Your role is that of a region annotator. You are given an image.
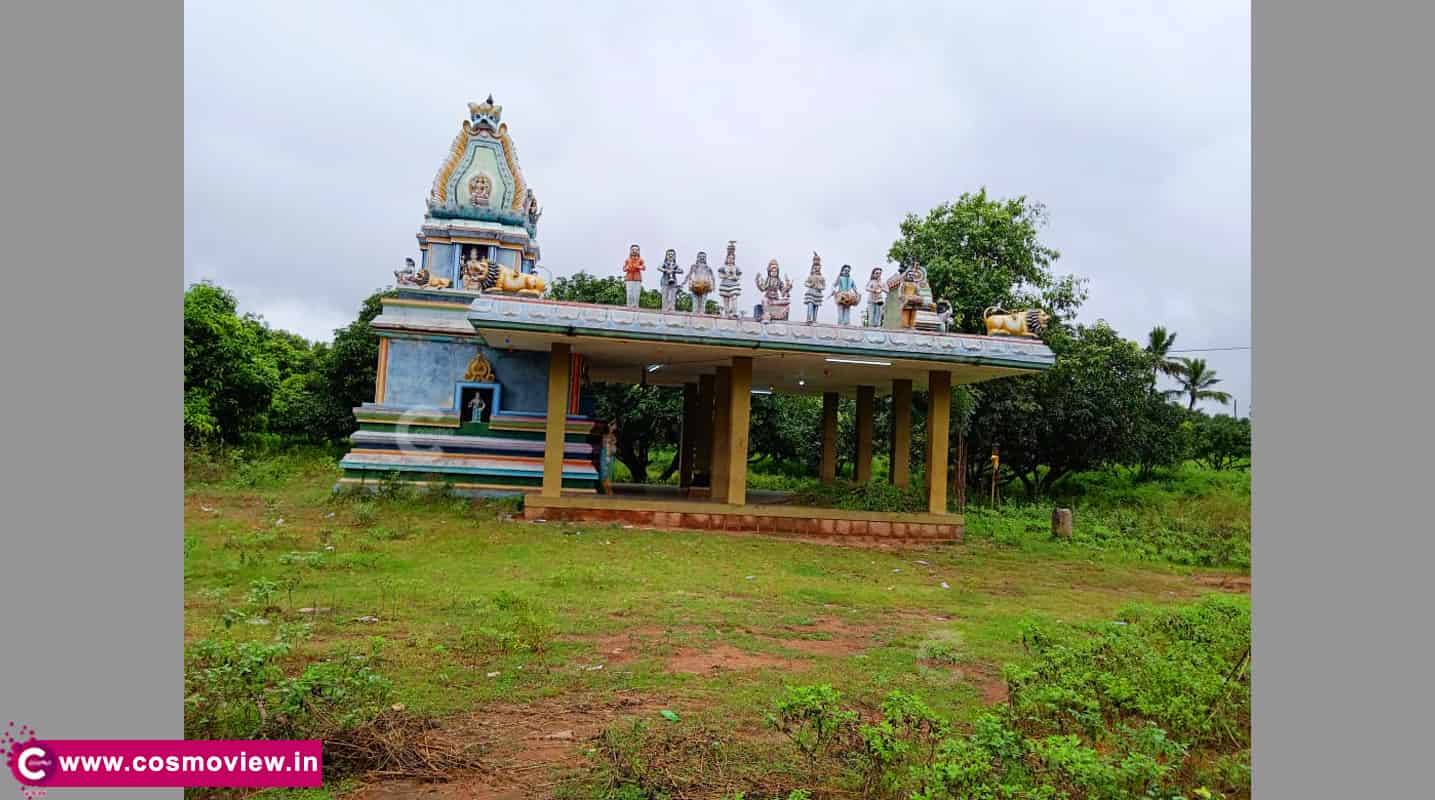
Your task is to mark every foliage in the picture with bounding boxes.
[767,685,859,764]
[1188,414,1251,471]
[748,394,824,469]
[184,282,280,443]
[1144,326,1184,379]
[1166,357,1232,411]
[888,188,1087,334]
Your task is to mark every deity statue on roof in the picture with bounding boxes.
[802,252,826,324]
[864,267,887,327]
[658,249,683,312]
[686,251,714,315]
[755,259,793,322]
[831,264,859,325]
[461,247,493,291]
[621,245,645,308]
[887,258,936,329]
[394,257,422,287]
[717,240,742,318]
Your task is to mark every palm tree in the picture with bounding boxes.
[1145,326,1183,378]
[1165,357,1232,411]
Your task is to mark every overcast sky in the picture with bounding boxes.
[184,0,1250,415]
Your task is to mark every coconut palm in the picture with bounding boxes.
[1165,357,1232,410]
[1145,326,1184,378]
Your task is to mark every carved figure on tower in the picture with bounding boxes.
[831,264,859,325]
[461,247,494,291]
[622,244,645,307]
[686,251,714,315]
[658,249,683,312]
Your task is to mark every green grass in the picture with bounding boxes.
[184,446,1249,797]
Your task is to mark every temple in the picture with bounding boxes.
[339,99,1057,546]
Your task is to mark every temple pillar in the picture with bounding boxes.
[694,374,715,487]
[710,366,733,500]
[679,382,698,488]
[542,342,572,498]
[890,379,913,487]
[855,385,875,483]
[724,357,754,505]
[819,392,839,483]
[926,370,952,514]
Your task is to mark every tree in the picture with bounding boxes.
[315,289,394,440]
[1167,357,1231,411]
[548,272,683,480]
[963,322,1158,495]
[1190,413,1251,471]
[887,189,1087,334]
[748,394,823,469]
[183,282,280,443]
[1145,326,1183,379]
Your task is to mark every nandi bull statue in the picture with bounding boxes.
[983,306,1051,338]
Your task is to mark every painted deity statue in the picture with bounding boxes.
[830,264,859,325]
[467,392,487,423]
[755,259,793,322]
[657,249,683,312]
[461,247,492,291]
[717,240,742,317]
[394,257,421,287]
[621,244,645,308]
[686,251,714,315]
[802,252,826,324]
[864,267,887,326]
[888,259,935,329]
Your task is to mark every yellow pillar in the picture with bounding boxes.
[679,382,698,488]
[890,379,912,487]
[541,342,572,498]
[819,391,839,483]
[710,366,733,500]
[855,385,875,483]
[725,357,753,505]
[926,370,952,514]
[695,374,715,486]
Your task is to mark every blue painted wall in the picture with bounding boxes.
[382,338,592,415]
[482,346,548,412]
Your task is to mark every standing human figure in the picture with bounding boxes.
[686,251,714,315]
[621,244,645,307]
[802,252,826,324]
[830,264,859,325]
[658,249,682,312]
[864,267,887,326]
[717,240,743,317]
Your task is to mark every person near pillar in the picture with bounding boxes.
[830,264,859,325]
[802,252,826,324]
[621,244,645,307]
[657,249,682,312]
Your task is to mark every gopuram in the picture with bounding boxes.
[340,99,1057,546]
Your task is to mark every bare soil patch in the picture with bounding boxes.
[348,692,675,800]
[772,617,887,657]
[666,644,805,674]
[1192,574,1251,593]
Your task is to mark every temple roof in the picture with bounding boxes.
[423,97,541,240]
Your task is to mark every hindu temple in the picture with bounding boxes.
[339,98,1057,546]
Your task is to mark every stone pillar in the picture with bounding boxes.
[890,379,913,487]
[926,370,951,514]
[725,357,754,505]
[710,366,733,500]
[694,374,715,487]
[855,385,875,483]
[679,382,698,488]
[819,392,839,483]
[542,342,572,498]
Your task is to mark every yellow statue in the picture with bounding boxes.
[494,265,546,296]
[461,248,490,290]
[983,307,1050,338]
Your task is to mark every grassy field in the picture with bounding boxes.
[183,448,1250,799]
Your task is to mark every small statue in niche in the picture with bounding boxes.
[686,251,714,315]
[658,249,683,312]
[754,259,793,322]
[621,244,645,308]
[461,248,492,291]
[468,173,493,207]
[802,252,826,324]
[830,264,860,325]
[394,257,422,287]
[864,267,887,326]
[467,392,487,423]
[717,240,742,317]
